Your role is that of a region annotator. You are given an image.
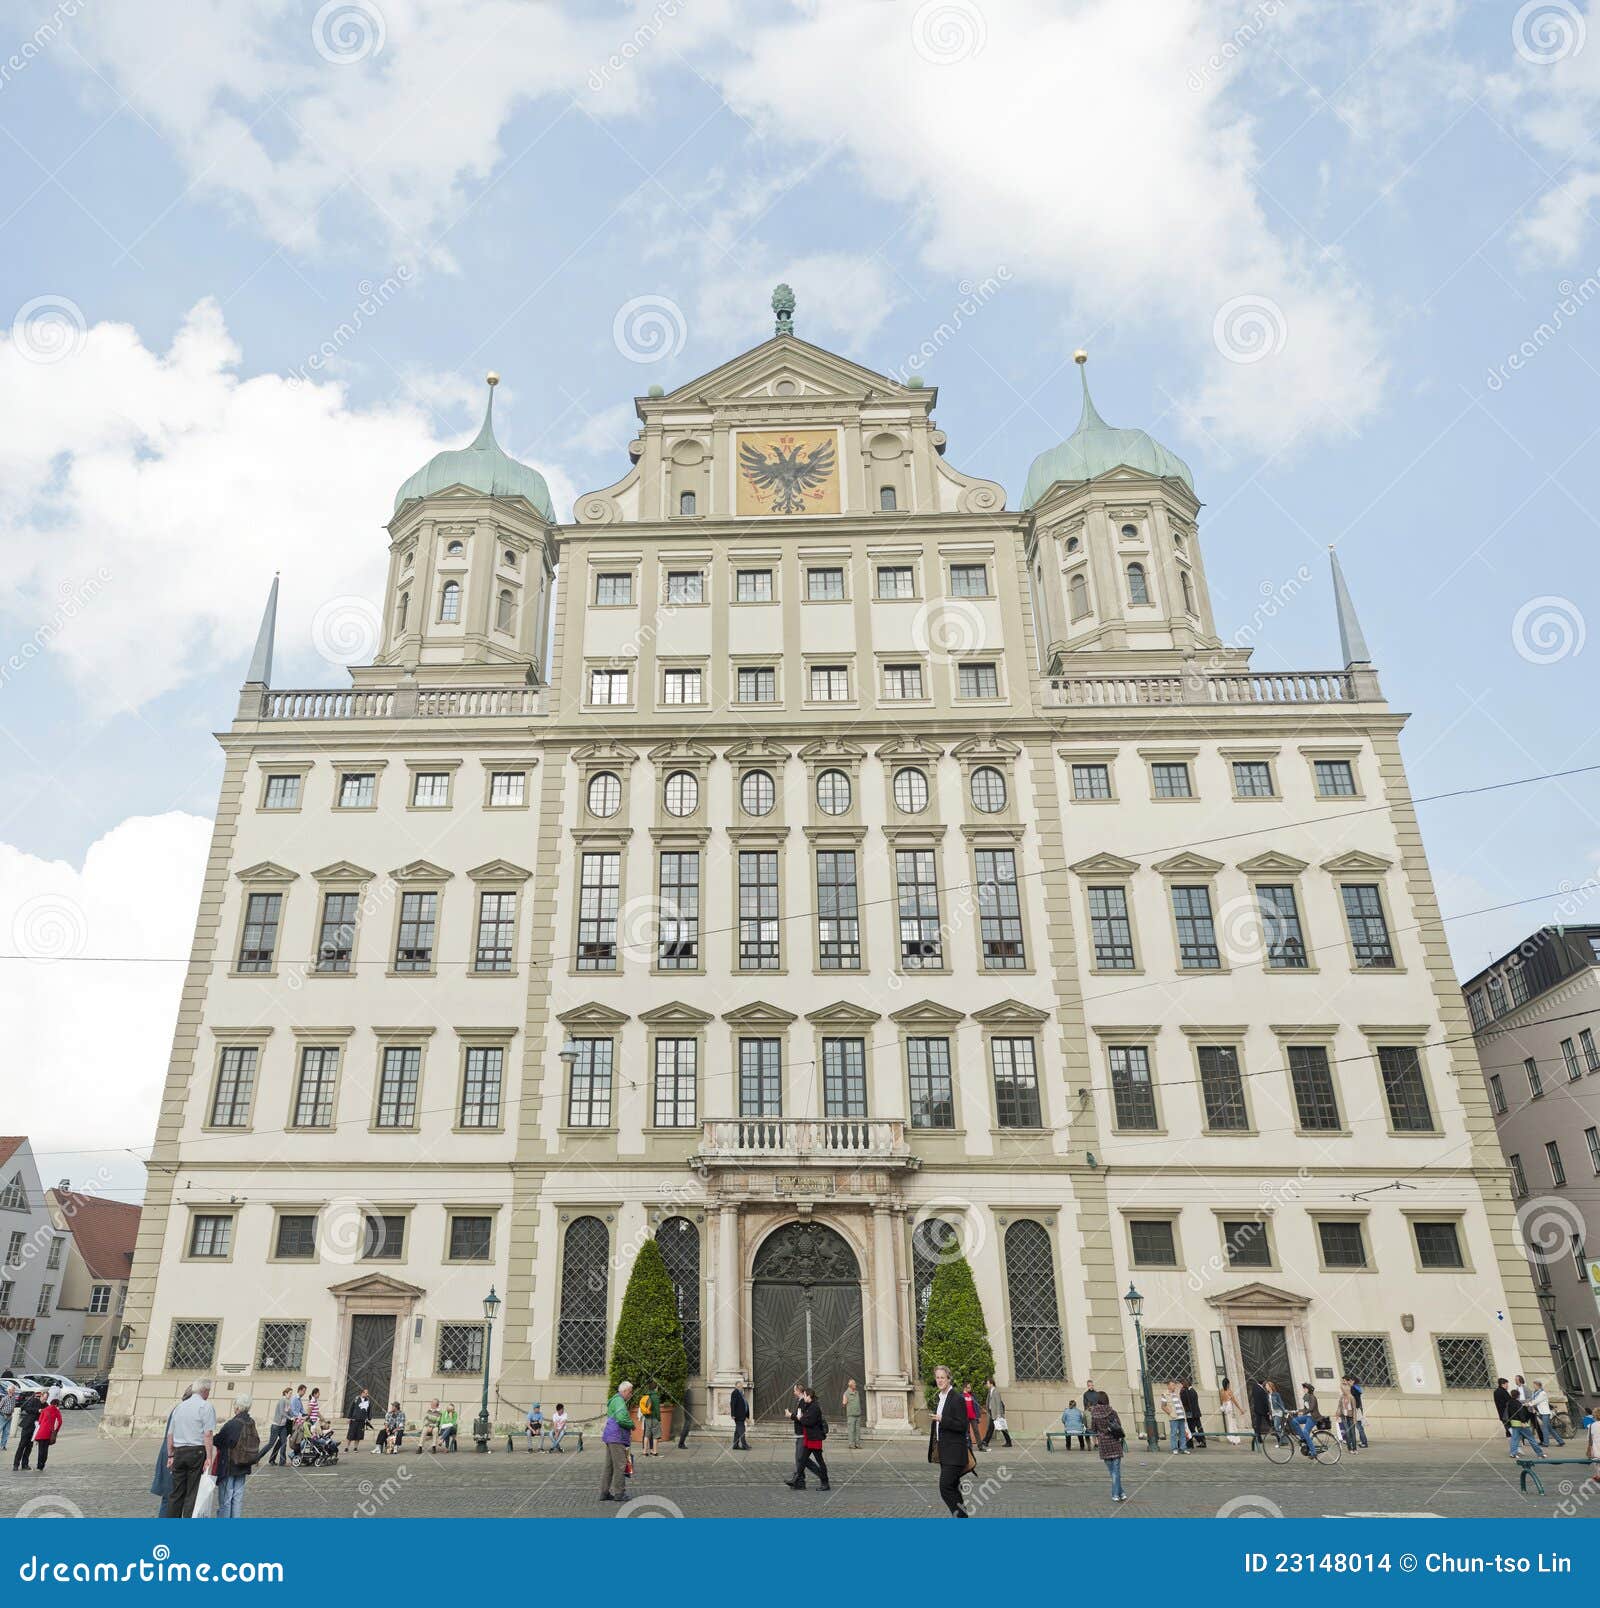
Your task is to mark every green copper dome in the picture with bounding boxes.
[394,377,555,520]
[1022,360,1194,509]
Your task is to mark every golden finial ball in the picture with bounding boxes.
[486,371,500,387]
[1073,348,1088,365]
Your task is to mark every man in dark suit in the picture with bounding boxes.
[676,1384,692,1449]
[928,1365,970,1517]
[1246,1377,1272,1448]
[729,1382,750,1450]
[1493,1378,1512,1437]
[1081,1378,1101,1410]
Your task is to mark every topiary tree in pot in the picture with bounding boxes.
[608,1236,689,1441]
[918,1253,996,1410]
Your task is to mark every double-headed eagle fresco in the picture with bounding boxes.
[738,435,837,515]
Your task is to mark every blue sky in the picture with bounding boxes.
[3,0,1599,1195]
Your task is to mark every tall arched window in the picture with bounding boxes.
[911,1217,960,1348]
[656,1217,701,1374]
[439,580,461,623]
[679,490,697,516]
[556,1216,609,1374]
[1068,572,1090,621]
[397,592,408,632]
[1004,1220,1065,1379]
[1181,570,1196,614]
[879,485,897,511]
[496,589,515,632]
[1127,562,1150,605]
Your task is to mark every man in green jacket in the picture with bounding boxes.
[599,1381,634,1502]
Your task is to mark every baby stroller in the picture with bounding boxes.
[292,1426,341,1467]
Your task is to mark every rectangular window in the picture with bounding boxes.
[739,1038,782,1118]
[209,1046,257,1127]
[411,771,450,807]
[738,851,780,971]
[257,1321,307,1371]
[589,668,630,705]
[474,891,516,972]
[1318,1221,1368,1268]
[823,1039,868,1119]
[167,1322,218,1372]
[808,664,849,701]
[237,892,281,972]
[807,567,845,601]
[991,1037,1042,1128]
[275,1215,317,1260]
[1586,1126,1600,1174]
[1087,886,1135,970]
[663,668,703,704]
[89,1284,111,1315]
[42,1333,60,1366]
[736,666,777,703]
[436,1323,484,1374]
[189,1215,232,1258]
[907,1038,955,1129]
[1129,1219,1177,1267]
[1377,1046,1433,1131]
[1582,1028,1600,1071]
[883,663,924,700]
[877,565,914,599]
[489,770,526,807]
[576,853,620,970]
[1526,1057,1544,1098]
[567,1039,614,1128]
[1509,1154,1528,1196]
[896,849,943,969]
[1582,1328,1600,1393]
[1257,884,1308,969]
[1171,885,1220,968]
[1547,1140,1567,1186]
[78,1335,103,1369]
[1232,761,1274,797]
[976,848,1025,969]
[394,891,437,972]
[949,563,988,597]
[595,572,633,607]
[1336,1335,1394,1387]
[376,1046,421,1128]
[1151,762,1192,798]
[735,568,773,603]
[46,1238,62,1270]
[1576,1232,1589,1279]
[448,1216,492,1262]
[338,772,375,808]
[293,1046,339,1128]
[1436,1336,1491,1390]
[652,1038,697,1128]
[1288,1045,1340,1130]
[1467,990,1489,1030]
[1197,1045,1249,1130]
[461,1046,503,1128]
[1413,1220,1465,1269]
[665,570,704,604]
[1341,884,1395,967]
[3,1234,19,1267]
[315,892,358,972]
[362,1215,405,1260]
[1554,1330,1584,1395]
[1072,763,1112,800]
[1488,1072,1507,1114]
[657,851,700,969]
[1109,1045,1158,1130]
[1223,1220,1272,1267]
[1314,759,1358,796]
[0,1281,10,1314]
[263,774,301,810]
[1562,1038,1582,1080]
[1508,964,1531,1007]
[817,851,861,970]
[957,662,999,699]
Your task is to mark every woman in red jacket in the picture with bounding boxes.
[32,1394,63,1472]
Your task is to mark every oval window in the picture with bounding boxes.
[893,767,929,814]
[816,769,852,816]
[446,539,465,555]
[587,771,621,819]
[664,770,699,817]
[970,766,1007,814]
[740,769,775,817]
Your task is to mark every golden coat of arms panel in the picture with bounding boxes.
[735,429,841,515]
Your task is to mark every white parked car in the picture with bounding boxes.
[26,1372,100,1409]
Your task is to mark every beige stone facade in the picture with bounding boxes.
[105,325,1552,1439]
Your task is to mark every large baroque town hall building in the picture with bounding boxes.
[107,293,1550,1438]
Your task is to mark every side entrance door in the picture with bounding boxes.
[344,1314,396,1417]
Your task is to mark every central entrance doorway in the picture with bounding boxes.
[343,1314,396,1417]
[750,1221,866,1423]
[1237,1325,1293,1392]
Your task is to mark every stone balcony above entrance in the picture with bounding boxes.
[694,1118,917,1171]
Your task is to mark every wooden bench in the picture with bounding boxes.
[1514,1456,1595,1496]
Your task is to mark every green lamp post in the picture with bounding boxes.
[1123,1282,1160,1453]
[473,1285,501,1451]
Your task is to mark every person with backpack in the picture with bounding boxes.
[785,1385,829,1491]
[212,1397,267,1518]
[1090,1392,1129,1503]
[638,1387,661,1456]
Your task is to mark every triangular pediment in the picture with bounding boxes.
[1069,852,1139,877]
[970,999,1052,1026]
[235,861,298,885]
[327,1272,428,1301]
[662,335,916,409]
[310,860,376,884]
[389,859,453,886]
[467,859,533,884]
[638,1000,716,1027]
[1203,1280,1311,1313]
[1237,851,1309,876]
[556,1002,631,1029]
[888,999,966,1026]
[1152,851,1225,877]
[722,1000,799,1027]
[1320,850,1392,874]
[803,1001,883,1028]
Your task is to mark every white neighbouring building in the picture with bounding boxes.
[106,293,1552,1439]
[0,1137,86,1379]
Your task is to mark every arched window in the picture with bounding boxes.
[970,765,1007,814]
[496,589,515,632]
[656,1217,701,1374]
[503,548,518,567]
[556,1215,609,1374]
[741,769,775,817]
[1127,563,1150,606]
[396,592,408,632]
[1181,570,1196,614]
[679,490,697,516]
[879,485,897,511]
[1004,1220,1065,1380]
[439,580,461,623]
[587,771,622,819]
[664,770,699,817]
[816,769,852,815]
[1068,572,1090,621]
[911,1217,960,1346]
[1066,536,1079,553]
[892,767,929,814]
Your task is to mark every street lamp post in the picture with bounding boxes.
[1123,1282,1159,1452]
[473,1285,501,1452]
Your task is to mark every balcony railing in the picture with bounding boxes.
[256,685,541,720]
[1044,669,1362,708]
[697,1118,912,1163]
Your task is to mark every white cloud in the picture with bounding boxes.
[0,814,212,1159]
[0,300,576,709]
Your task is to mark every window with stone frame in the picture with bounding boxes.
[567,1038,614,1127]
[877,565,914,599]
[556,1217,609,1374]
[275,1215,317,1260]
[1232,760,1274,797]
[806,566,845,601]
[739,1038,782,1118]
[263,773,301,809]
[1171,885,1220,968]
[293,1047,339,1128]
[949,563,989,598]
[657,851,700,969]
[1087,886,1135,969]
[460,1046,503,1128]
[823,1038,868,1119]
[738,851,780,971]
[1004,1220,1065,1379]
[257,1322,307,1371]
[315,892,358,972]
[1222,1218,1272,1267]
[907,1038,955,1129]
[209,1046,257,1127]
[237,892,281,972]
[1129,1218,1178,1266]
[1109,1045,1158,1129]
[1288,1045,1340,1130]
[1379,1046,1434,1131]
[991,1037,1042,1128]
[1072,762,1113,800]
[957,662,999,699]
[663,668,703,705]
[166,1322,218,1371]
[1337,1334,1395,1387]
[576,852,620,969]
[912,1217,960,1342]
[448,1216,492,1261]
[474,892,517,973]
[589,668,630,705]
[1413,1219,1464,1269]
[489,770,526,807]
[735,569,772,603]
[1151,761,1192,798]
[1314,759,1358,796]
[338,772,375,808]
[1436,1335,1491,1390]
[975,848,1025,968]
[737,666,777,703]
[1197,1045,1249,1131]
[595,572,633,606]
[393,891,437,971]
[1144,1331,1194,1383]
[362,1214,405,1260]
[1341,883,1394,967]
[817,850,861,969]
[1257,884,1307,968]
[665,570,704,604]
[895,849,943,968]
[376,1046,421,1128]
[1318,1220,1367,1268]
[883,663,924,700]
[437,1323,486,1375]
[652,1038,698,1128]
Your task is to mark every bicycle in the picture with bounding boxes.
[1260,1417,1343,1465]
